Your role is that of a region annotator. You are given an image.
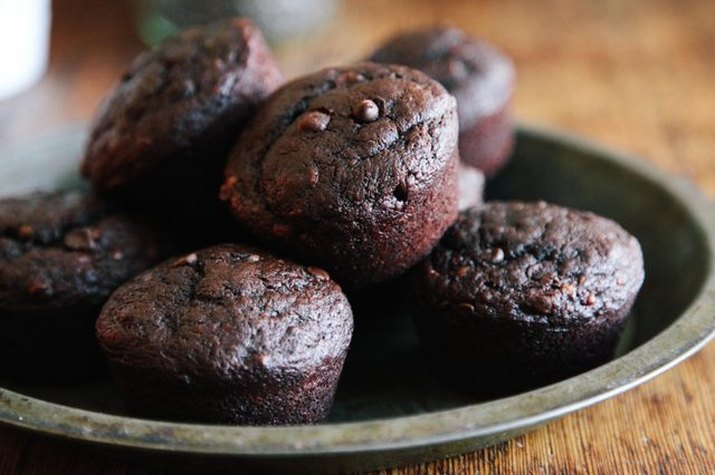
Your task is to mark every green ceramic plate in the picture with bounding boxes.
[0,124,714,473]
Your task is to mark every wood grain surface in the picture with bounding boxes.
[0,0,713,473]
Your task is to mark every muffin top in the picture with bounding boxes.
[413,201,645,325]
[82,17,282,192]
[371,27,514,130]
[222,62,459,287]
[0,191,169,311]
[96,244,353,379]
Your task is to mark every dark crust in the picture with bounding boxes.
[416,201,644,324]
[97,243,353,424]
[81,18,282,193]
[370,27,515,130]
[411,201,645,393]
[97,244,353,373]
[0,191,169,311]
[222,62,459,288]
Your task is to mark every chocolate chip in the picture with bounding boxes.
[18,225,33,239]
[64,228,99,251]
[336,71,365,86]
[354,99,379,123]
[27,278,52,296]
[252,353,268,366]
[172,253,198,267]
[560,283,575,296]
[307,266,330,280]
[299,111,331,132]
[456,266,470,277]
[457,302,475,313]
[488,247,505,264]
[219,176,238,201]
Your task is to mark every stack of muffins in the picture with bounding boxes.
[0,19,644,424]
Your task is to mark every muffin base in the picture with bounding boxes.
[413,296,636,398]
[108,358,347,425]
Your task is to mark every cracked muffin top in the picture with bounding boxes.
[82,17,282,193]
[0,191,170,311]
[222,62,459,288]
[96,244,353,377]
[412,201,645,325]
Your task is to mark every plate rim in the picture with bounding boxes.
[1,122,714,458]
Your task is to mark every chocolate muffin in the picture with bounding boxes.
[96,244,353,425]
[0,191,171,381]
[81,18,282,231]
[370,27,515,176]
[410,201,645,396]
[457,163,485,211]
[222,62,459,289]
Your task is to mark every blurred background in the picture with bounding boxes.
[0,0,713,195]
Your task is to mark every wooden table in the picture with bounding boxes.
[1,0,713,473]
